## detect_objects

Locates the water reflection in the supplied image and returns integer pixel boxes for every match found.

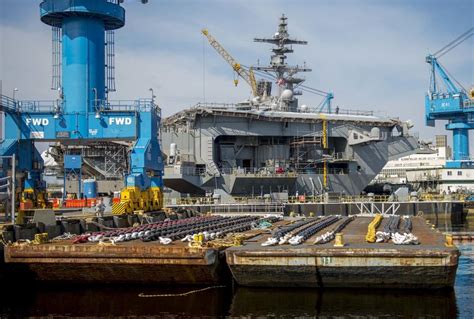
[0,225,471,318]
[1,284,232,317]
[455,243,474,318]
[230,287,457,318]
[0,283,458,318]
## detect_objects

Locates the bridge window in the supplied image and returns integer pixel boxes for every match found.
[447,171,452,176]
[457,171,462,176]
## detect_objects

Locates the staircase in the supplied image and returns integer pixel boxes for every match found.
[204,135,220,176]
[0,95,19,113]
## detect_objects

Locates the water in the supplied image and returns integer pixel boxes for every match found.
[1,225,472,318]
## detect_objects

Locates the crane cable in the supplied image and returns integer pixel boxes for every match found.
[434,27,473,58]
[437,60,469,94]
[242,65,331,97]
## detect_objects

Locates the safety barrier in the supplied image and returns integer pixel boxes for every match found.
[67,199,97,208]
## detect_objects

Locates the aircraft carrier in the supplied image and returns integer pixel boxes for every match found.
[161,15,418,198]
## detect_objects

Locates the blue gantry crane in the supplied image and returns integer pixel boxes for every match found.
[0,0,163,213]
[425,28,474,168]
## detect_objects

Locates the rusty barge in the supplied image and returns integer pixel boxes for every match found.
[2,215,459,288]
[225,217,458,288]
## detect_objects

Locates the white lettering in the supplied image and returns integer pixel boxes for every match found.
[25,118,49,126]
[108,117,132,126]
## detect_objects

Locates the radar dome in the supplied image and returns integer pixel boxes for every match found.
[251,97,260,104]
[281,89,293,101]
[300,104,308,112]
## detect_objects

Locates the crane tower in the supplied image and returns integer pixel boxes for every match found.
[425,28,474,168]
[0,0,163,213]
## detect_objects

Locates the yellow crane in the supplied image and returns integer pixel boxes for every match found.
[201,29,258,97]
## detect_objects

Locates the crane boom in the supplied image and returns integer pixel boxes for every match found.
[424,28,474,166]
[202,29,258,97]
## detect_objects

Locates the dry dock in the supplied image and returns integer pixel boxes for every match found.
[226,217,459,288]
[3,216,459,288]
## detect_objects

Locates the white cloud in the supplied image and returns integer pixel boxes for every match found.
[1,0,473,152]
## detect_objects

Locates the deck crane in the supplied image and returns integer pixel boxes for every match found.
[201,29,259,97]
[425,27,474,168]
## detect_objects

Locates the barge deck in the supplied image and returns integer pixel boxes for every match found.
[226,217,459,288]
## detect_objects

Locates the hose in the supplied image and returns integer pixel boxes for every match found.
[261,217,321,246]
[365,214,382,243]
[392,217,419,245]
[146,216,260,244]
[288,215,341,245]
[279,217,327,245]
[75,215,225,244]
[375,215,400,243]
[314,216,355,244]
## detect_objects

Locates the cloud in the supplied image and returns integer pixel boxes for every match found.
[1,0,473,152]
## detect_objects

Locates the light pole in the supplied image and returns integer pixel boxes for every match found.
[12,88,18,100]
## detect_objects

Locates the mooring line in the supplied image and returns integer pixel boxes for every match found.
[138,285,226,298]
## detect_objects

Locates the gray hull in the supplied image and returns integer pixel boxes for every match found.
[162,107,417,197]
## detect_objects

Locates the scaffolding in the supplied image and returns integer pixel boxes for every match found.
[0,154,16,223]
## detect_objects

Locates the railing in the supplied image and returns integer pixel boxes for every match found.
[464,99,474,109]
[0,95,158,114]
[219,167,298,177]
[210,203,285,215]
[104,99,157,112]
[164,193,470,206]
[192,102,375,117]
[419,193,469,202]
[322,108,374,117]
[0,95,17,112]
[193,102,237,109]
[218,167,348,176]
[165,166,206,176]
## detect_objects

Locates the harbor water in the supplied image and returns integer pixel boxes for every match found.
[1,224,472,318]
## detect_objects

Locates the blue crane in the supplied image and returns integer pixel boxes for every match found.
[425,28,474,168]
[0,0,163,213]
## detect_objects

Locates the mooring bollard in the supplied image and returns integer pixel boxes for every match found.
[334,233,344,247]
[445,234,454,247]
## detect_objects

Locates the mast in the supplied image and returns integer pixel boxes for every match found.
[254,14,311,102]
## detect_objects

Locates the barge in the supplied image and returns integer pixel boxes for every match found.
[226,217,459,288]
[4,240,225,284]
[3,215,459,288]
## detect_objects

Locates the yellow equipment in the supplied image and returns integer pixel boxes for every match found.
[202,29,259,97]
[113,185,163,215]
[365,214,383,243]
[20,188,47,210]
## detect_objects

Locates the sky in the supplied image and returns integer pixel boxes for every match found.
[0,0,473,151]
